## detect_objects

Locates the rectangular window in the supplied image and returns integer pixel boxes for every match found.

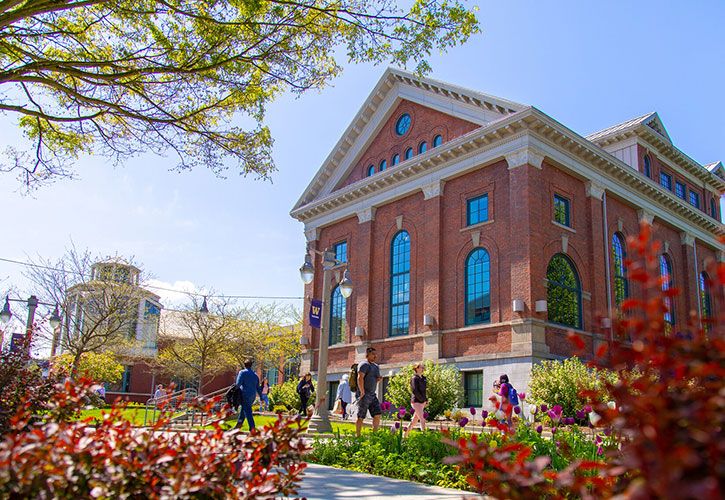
[712,199,720,221]
[660,172,672,191]
[553,194,570,227]
[675,182,686,200]
[689,191,700,209]
[334,241,347,263]
[327,381,339,410]
[466,194,489,226]
[107,366,132,392]
[464,371,483,407]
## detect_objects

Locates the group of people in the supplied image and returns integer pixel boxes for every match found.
[231,348,517,434]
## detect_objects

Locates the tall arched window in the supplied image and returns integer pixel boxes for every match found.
[660,254,675,330]
[390,231,410,336]
[405,147,413,160]
[392,153,400,166]
[329,285,346,345]
[465,248,491,325]
[366,164,375,176]
[700,272,712,332]
[644,155,651,178]
[379,159,387,171]
[612,233,629,307]
[433,134,442,147]
[418,141,427,154]
[546,254,582,329]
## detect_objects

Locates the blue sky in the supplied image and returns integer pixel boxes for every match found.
[1,0,723,335]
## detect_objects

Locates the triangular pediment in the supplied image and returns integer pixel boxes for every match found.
[291,68,526,213]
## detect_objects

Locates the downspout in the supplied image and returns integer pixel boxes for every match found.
[602,191,613,343]
[693,240,701,329]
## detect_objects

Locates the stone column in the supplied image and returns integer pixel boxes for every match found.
[680,232,697,320]
[354,207,375,351]
[585,181,607,335]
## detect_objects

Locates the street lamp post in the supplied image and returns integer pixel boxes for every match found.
[300,247,352,433]
[1,295,61,353]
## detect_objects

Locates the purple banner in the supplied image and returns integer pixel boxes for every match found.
[9,334,25,352]
[309,298,322,329]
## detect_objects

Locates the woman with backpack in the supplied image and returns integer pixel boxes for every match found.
[296,373,314,416]
[497,374,518,428]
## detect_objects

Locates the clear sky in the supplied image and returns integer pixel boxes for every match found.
[1,0,723,335]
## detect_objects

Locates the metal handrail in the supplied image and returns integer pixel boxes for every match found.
[143,387,198,426]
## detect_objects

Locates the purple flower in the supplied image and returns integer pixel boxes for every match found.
[553,405,562,414]
[381,402,390,411]
[536,425,543,433]
[595,435,602,444]
[565,417,574,425]
[604,427,611,436]
[552,427,557,434]
[459,417,469,427]
[398,408,407,418]
[584,406,592,413]
[541,404,548,412]
[576,410,584,420]
[519,392,526,401]
[470,407,476,415]
[395,421,400,429]
[481,410,488,419]
[514,406,521,415]
[423,412,429,419]
[391,426,396,434]
[597,445,603,455]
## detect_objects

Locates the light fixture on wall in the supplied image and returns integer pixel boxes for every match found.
[512,300,525,312]
[423,315,435,326]
[354,326,365,337]
[535,300,547,313]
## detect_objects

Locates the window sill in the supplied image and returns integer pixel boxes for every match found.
[460,219,494,232]
[551,220,576,233]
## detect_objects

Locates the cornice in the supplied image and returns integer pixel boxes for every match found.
[292,107,724,246]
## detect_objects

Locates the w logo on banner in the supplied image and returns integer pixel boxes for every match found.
[309,298,322,329]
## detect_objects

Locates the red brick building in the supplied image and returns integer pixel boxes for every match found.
[290,68,724,408]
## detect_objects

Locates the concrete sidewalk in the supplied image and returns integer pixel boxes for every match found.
[290,463,481,500]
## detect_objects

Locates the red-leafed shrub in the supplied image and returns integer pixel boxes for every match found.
[0,377,309,499]
[446,222,725,499]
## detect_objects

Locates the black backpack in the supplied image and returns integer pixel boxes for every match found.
[348,363,358,392]
[225,384,242,410]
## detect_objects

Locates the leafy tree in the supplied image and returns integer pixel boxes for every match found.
[24,246,154,375]
[52,351,124,384]
[526,356,617,418]
[0,0,479,189]
[385,360,462,420]
[154,295,237,394]
[269,378,302,411]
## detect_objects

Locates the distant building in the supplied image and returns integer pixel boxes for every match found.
[291,68,724,408]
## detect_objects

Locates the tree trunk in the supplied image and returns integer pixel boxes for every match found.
[70,351,83,380]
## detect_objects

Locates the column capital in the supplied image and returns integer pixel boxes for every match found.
[356,206,376,224]
[585,181,606,200]
[304,227,320,242]
[421,180,446,200]
[505,145,544,169]
[637,209,655,225]
[680,232,695,247]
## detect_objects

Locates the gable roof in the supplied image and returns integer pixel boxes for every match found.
[586,112,671,143]
[291,68,527,212]
[705,161,725,178]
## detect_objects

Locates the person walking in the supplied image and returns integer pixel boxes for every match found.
[356,347,382,437]
[336,374,352,419]
[296,373,314,416]
[234,360,262,431]
[497,374,517,428]
[260,377,270,412]
[404,362,427,438]
[154,384,165,401]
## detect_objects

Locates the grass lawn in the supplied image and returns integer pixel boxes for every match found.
[78,407,184,426]
[218,414,361,434]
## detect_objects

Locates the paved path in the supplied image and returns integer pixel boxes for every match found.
[290,463,481,500]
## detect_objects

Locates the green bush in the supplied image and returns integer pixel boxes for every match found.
[527,356,618,418]
[269,379,301,411]
[385,360,463,420]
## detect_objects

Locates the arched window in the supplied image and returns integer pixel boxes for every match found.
[405,147,413,160]
[418,141,427,154]
[699,272,712,332]
[366,164,375,177]
[433,135,442,147]
[644,155,651,178]
[392,154,400,166]
[379,159,387,172]
[612,233,629,307]
[660,254,675,330]
[465,248,491,325]
[546,254,582,329]
[390,231,410,336]
[329,285,346,345]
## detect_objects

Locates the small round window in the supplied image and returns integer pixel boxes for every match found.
[395,114,411,135]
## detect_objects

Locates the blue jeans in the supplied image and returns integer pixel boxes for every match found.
[260,394,269,412]
[235,394,256,430]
